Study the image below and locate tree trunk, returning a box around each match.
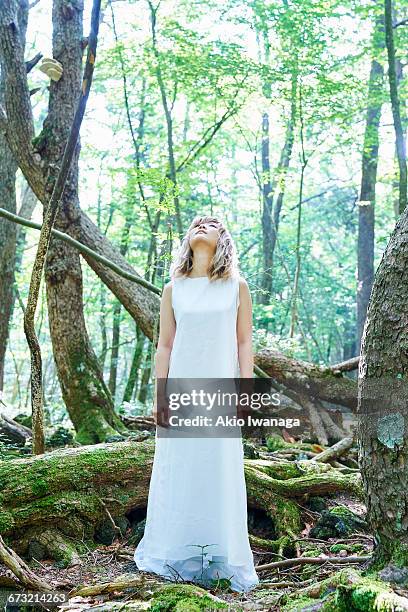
[137,344,152,405]
[384,0,407,215]
[0,0,29,391]
[148,0,183,240]
[40,0,126,443]
[108,218,131,399]
[123,326,144,403]
[259,111,274,305]
[269,69,297,287]
[0,0,126,443]
[259,70,297,306]
[358,201,408,567]
[0,118,17,392]
[290,83,307,338]
[356,16,384,354]
[108,301,121,399]
[392,58,407,219]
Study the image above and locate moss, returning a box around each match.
[249,533,290,553]
[263,461,302,480]
[266,434,288,451]
[246,461,362,499]
[265,435,323,455]
[46,427,75,448]
[308,496,327,512]
[300,548,323,580]
[150,584,229,612]
[13,413,32,428]
[330,506,357,519]
[330,544,350,554]
[335,581,390,611]
[282,596,320,611]
[173,600,201,612]
[310,507,367,540]
[68,346,128,444]
[367,539,408,571]
[273,494,302,535]
[301,548,322,557]
[30,479,48,496]
[0,511,15,535]
[31,126,53,153]
[351,544,365,553]
[282,569,408,612]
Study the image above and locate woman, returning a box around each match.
[134,216,259,592]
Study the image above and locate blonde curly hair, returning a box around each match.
[169,215,240,281]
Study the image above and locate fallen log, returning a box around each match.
[0,440,362,560]
[310,436,354,463]
[0,412,32,445]
[255,348,357,410]
[330,356,360,373]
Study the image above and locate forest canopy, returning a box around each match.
[1,0,406,422]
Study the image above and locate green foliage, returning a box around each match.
[5,0,405,421]
[266,433,288,451]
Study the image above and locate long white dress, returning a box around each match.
[134,275,259,592]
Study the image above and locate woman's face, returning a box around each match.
[189,220,220,252]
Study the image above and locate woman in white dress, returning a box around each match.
[134,216,259,592]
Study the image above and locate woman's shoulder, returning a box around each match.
[163,274,184,292]
[236,274,248,288]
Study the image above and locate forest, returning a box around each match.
[0,0,407,608]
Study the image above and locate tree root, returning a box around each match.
[18,527,82,567]
[68,579,231,611]
[255,554,371,571]
[0,535,53,591]
[281,567,408,611]
[0,440,363,562]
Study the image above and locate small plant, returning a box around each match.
[186,544,233,592]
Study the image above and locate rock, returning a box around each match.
[378,564,408,586]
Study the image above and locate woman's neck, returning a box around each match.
[190,247,213,277]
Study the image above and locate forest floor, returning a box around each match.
[0,496,376,611]
[2,428,408,611]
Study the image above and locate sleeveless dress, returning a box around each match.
[134,275,259,592]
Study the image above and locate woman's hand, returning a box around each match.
[152,281,176,427]
[154,381,170,427]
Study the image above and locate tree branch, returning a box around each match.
[0,207,161,294]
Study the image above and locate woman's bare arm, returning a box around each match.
[236,277,254,378]
[153,281,176,424]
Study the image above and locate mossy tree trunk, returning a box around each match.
[358,202,408,567]
[39,0,126,444]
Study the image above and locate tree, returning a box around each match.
[384,0,407,215]
[356,13,385,353]
[0,0,127,443]
[0,0,30,392]
[358,202,408,567]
